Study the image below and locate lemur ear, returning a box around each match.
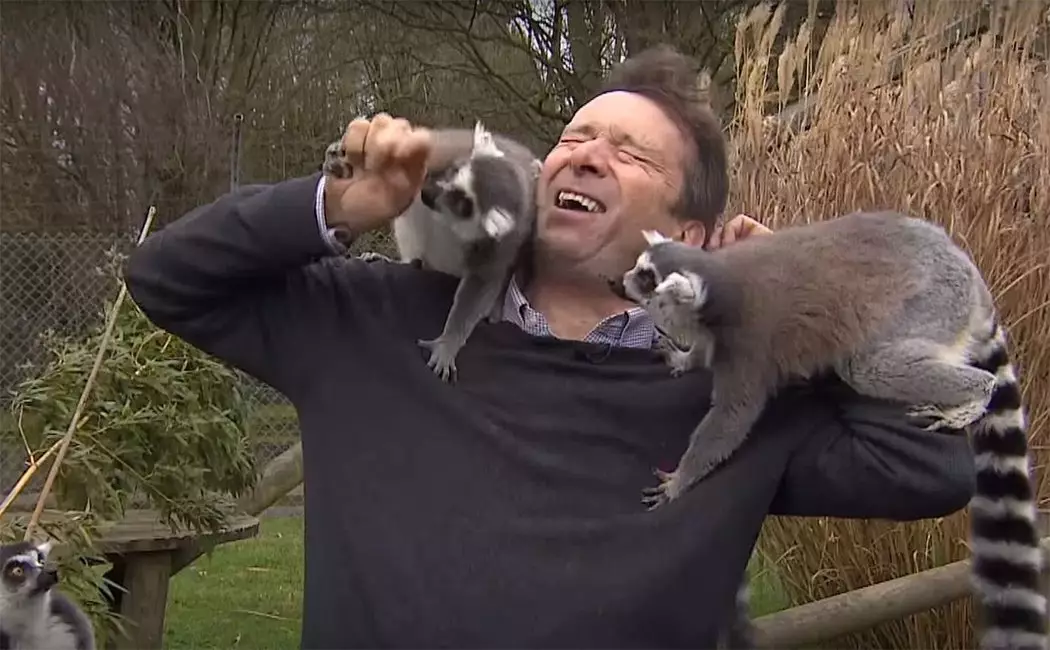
[641,229,672,246]
[471,121,504,159]
[36,540,53,559]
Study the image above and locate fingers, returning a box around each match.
[366,113,410,171]
[396,128,432,182]
[708,224,734,249]
[341,113,429,176]
[721,220,744,247]
[707,214,771,250]
[341,117,371,170]
[739,216,772,237]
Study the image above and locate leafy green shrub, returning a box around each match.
[1,249,260,647]
[5,251,258,533]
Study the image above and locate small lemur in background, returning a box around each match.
[609,210,1044,650]
[323,121,542,382]
[0,540,95,650]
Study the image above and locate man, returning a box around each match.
[124,46,974,648]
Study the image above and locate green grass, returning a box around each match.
[748,555,793,617]
[165,516,304,650]
[164,515,790,648]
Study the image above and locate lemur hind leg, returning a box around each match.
[644,364,767,508]
[418,268,507,383]
[838,338,997,430]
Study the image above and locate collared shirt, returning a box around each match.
[315,175,659,350]
[500,278,657,349]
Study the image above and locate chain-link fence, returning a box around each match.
[0,230,395,492]
[0,227,307,490]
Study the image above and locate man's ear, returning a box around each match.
[679,220,706,247]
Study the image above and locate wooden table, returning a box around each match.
[92,509,260,650]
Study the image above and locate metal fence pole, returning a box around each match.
[230,113,244,193]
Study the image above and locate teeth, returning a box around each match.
[557,190,604,213]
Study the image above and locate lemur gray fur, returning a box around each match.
[0,540,95,650]
[608,210,1044,650]
[323,121,541,382]
[715,579,753,650]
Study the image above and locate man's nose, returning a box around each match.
[568,139,610,177]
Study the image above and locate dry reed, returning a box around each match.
[728,1,1050,647]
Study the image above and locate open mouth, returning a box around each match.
[555,190,606,214]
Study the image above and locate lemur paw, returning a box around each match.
[482,208,515,240]
[322,139,354,179]
[907,401,987,431]
[417,337,460,383]
[357,252,393,264]
[653,335,691,377]
[641,468,684,510]
[668,354,694,378]
[653,331,677,354]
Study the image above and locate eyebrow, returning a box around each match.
[562,123,660,158]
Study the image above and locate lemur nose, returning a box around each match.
[604,275,628,300]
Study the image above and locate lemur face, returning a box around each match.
[0,540,57,601]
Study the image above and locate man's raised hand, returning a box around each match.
[324,113,433,233]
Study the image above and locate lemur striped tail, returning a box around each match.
[717,581,755,649]
[969,322,1046,650]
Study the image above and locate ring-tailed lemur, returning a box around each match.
[608,210,1044,650]
[0,540,95,650]
[323,121,541,382]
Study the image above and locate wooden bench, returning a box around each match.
[91,509,260,650]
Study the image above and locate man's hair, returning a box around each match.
[595,44,729,240]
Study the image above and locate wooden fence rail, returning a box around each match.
[753,512,1050,647]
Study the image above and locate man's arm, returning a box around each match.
[768,376,976,519]
[123,173,369,400]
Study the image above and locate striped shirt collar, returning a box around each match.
[501,278,658,349]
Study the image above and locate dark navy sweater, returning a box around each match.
[124,173,976,649]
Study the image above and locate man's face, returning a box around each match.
[533,91,693,279]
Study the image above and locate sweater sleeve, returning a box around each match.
[767,376,977,520]
[123,172,379,402]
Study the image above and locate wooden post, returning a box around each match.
[235,441,304,518]
[229,113,244,192]
[109,552,172,650]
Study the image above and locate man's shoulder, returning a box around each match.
[305,253,460,317]
[309,252,439,286]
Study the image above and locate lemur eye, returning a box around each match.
[637,268,658,295]
[9,565,24,579]
[445,188,474,220]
